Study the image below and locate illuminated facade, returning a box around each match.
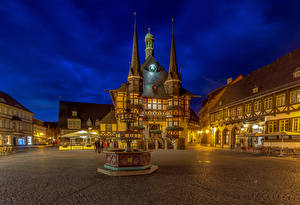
[44,122,60,144]
[109,16,199,149]
[0,91,34,146]
[199,48,300,148]
[58,101,113,141]
[33,117,47,144]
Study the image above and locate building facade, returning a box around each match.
[33,117,47,144]
[199,48,300,148]
[198,76,243,146]
[0,92,34,146]
[44,122,60,145]
[109,16,199,149]
[58,101,113,143]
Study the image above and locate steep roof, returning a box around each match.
[212,47,300,112]
[128,13,141,78]
[58,101,113,129]
[100,109,117,123]
[0,91,33,113]
[167,20,180,81]
[199,75,243,116]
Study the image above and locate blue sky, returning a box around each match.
[0,0,299,121]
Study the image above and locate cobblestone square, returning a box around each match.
[0,147,299,205]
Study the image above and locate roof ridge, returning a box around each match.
[245,47,300,78]
[60,101,113,106]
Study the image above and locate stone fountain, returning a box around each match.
[97,83,158,176]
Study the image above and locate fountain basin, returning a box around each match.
[104,150,151,171]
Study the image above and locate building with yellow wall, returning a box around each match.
[199,48,300,149]
[108,16,199,149]
[33,117,47,144]
[0,91,34,146]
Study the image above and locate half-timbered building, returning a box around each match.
[109,16,199,149]
[201,48,300,148]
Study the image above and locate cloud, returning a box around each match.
[0,0,299,120]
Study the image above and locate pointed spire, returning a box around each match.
[168,18,180,80]
[128,12,140,77]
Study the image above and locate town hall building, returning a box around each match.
[109,16,199,149]
[58,15,200,149]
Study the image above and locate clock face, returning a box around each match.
[149,64,157,72]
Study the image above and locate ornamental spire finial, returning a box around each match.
[168,17,180,81]
[128,11,140,78]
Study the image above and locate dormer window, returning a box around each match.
[87,118,92,127]
[253,86,258,94]
[293,67,300,79]
[95,119,100,126]
[0,98,6,103]
[72,111,77,117]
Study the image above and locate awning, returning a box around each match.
[259,132,300,137]
[237,133,262,138]
[60,130,99,138]
[237,132,300,138]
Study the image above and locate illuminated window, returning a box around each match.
[293,118,300,132]
[279,119,289,132]
[237,107,242,116]
[268,121,277,133]
[245,103,251,114]
[276,94,286,107]
[106,124,112,132]
[264,97,273,109]
[230,108,236,117]
[153,102,157,109]
[254,101,261,112]
[290,90,300,104]
[68,119,81,129]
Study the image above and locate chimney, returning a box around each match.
[227,78,232,84]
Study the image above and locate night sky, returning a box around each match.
[0,0,299,122]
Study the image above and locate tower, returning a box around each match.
[127,12,143,93]
[145,28,154,60]
[165,18,181,95]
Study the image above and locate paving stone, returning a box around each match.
[0,147,299,205]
